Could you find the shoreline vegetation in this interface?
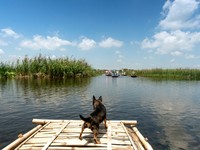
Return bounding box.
[0,54,200,80]
[0,54,102,79]
[133,69,200,80]
[119,68,200,80]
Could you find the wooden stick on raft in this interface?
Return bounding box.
[120,122,138,150]
[2,125,43,150]
[106,121,112,150]
[32,118,137,125]
[15,122,51,149]
[42,122,70,150]
[133,127,153,150]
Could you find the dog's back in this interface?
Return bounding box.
[79,96,107,144]
[90,96,106,123]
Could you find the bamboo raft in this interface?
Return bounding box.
[3,119,153,150]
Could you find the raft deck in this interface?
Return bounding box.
[3,119,153,150]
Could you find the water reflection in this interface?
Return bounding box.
[0,76,200,149]
[137,80,200,150]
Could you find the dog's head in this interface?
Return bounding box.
[93,96,102,109]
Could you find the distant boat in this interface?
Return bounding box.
[131,75,137,78]
[105,70,112,76]
[112,74,119,77]
[112,70,119,77]
[131,71,137,78]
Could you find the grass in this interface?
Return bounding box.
[0,54,102,79]
[134,68,200,80]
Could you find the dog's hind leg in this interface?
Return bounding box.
[93,130,100,144]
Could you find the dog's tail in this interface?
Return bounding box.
[79,115,90,122]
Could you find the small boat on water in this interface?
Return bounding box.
[131,71,137,78]
[105,70,120,77]
[105,70,112,76]
[112,70,120,77]
[3,118,153,150]
[112,74,119,77]
[131,75,137,78]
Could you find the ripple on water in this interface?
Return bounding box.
[0,77,200,149]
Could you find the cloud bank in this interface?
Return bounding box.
[78,37,96,50]
[142,30,200,54]
[20,35,72,50]
[0,48,5,55]
[159,0,200,30]
[141,0,200,60]
[0,27,124,54]
[99,37,123,48]
[1,28,21,39]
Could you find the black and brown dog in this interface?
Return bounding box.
[79,96,107,144]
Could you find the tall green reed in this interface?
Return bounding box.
[0,54,99,79]
[134,68,200,80]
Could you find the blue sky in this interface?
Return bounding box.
[0,0,200,69]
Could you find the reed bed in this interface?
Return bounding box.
[0,54,101,79]
[134,68,200,80]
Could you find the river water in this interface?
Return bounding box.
[0,76,200,149]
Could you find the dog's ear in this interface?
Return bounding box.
[99,96,102,102]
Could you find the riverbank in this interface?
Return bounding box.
[1,55,200,80]
[134,68,200,80]
[0,54,102,79]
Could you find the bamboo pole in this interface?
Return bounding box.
[120,122,138,150]
[106,121,112,150]
[133,127,153,150]
[3,125,42,150]
[126,127,145,150]
[15,122,51,149]
[32,119,77,125]
[42,122,69,150]
[32,118,137,125]
[111,120,137,125]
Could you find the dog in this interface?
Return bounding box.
[79,96,107,144]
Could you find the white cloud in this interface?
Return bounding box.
[20,35,72,50]
[162,0,172,13]
[115,50,124,63]
[159,0,200,30]
[0,49,5,55]
[141,30,200,55]
[60,47,67,51]
[1,28,21,39]
[78,37,96,50]
[117,59,122,62]
[142,0,200,61]
[99,37,123,48]
[0,39,7,46]
[171,51,182,56]
[118,54,124,58]
[185,54,200,59]
[50,55,57,59]
[144,56,153,60]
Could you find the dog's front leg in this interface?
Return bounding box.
[79,123,86,140]
[104,118,107,129]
